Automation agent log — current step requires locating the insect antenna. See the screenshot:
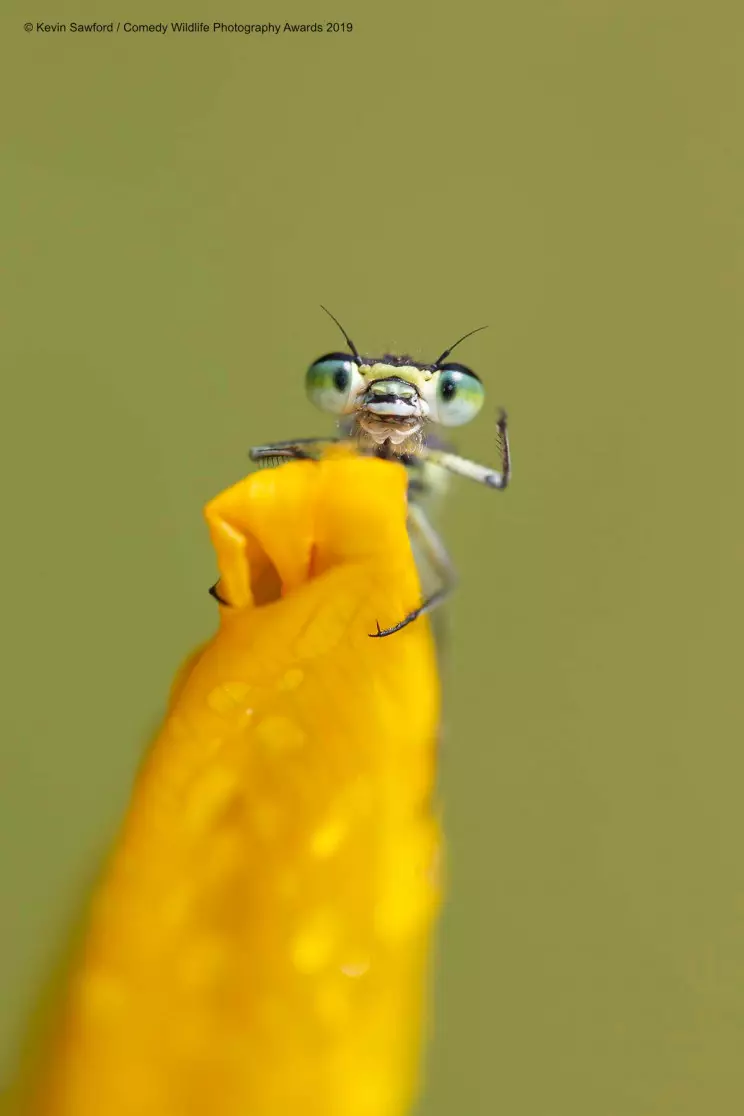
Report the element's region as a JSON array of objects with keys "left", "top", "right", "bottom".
[
  {"left": 433, "top": 325, "right": 488, "bottom": 367},
  {"left": 319, "top": 305, "right": 362, "bottom": 363}
]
